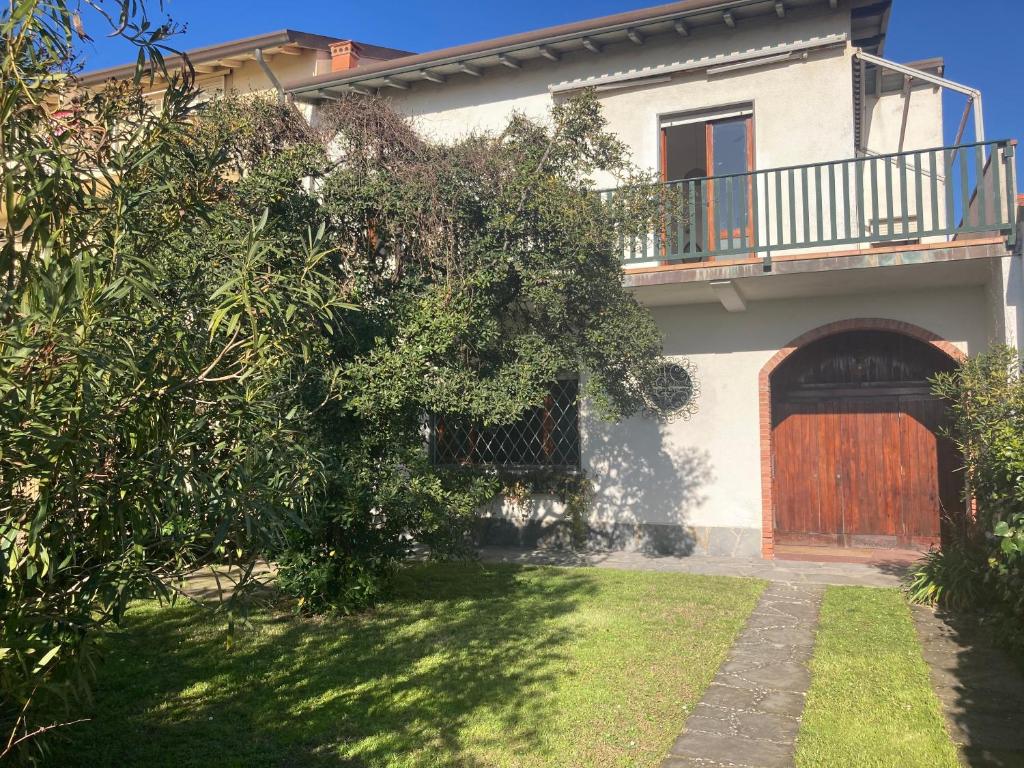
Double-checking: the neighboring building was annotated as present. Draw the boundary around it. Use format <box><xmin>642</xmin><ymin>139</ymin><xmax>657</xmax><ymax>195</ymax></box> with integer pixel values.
<box><xmin>288</xmin><ymin>0</ymin><xmax>1020</xmax><ymax>561</ymax></box>
<box><xmin>76</xmin><ymin>29</ymin><xmax>412</xmax><ymax>102</ymax></box>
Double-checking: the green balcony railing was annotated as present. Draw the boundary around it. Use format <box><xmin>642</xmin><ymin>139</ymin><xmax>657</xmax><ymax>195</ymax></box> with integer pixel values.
<box><xmin>603</xmin><ymin>139</ymin><xmax>1017</xmax><ymax>267</ymax></box>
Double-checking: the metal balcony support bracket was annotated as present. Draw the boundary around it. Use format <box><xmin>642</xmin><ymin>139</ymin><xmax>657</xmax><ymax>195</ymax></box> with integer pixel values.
<box><xmin>897</xmin><ymin>75</ymin><xmax>912</xmax><ymax>152</ymax></box>
<box><xmin>854</xmin><ymin>50</ymin><xmax>985</xmax><ymax>143</ymax></box>
<box><xmin>254</xmin><ymin>48</ymin><xmax>285</xmax><ymax>105</ymax></box>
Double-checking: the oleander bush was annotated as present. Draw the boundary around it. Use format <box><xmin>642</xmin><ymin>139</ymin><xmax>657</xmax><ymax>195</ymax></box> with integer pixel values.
<box><xmin>0</xmin><ymin>3</ymin><xmax>352</xmax><ymax>761</ymax></box>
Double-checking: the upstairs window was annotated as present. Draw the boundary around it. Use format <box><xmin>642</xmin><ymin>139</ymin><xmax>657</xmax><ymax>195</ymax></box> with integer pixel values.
<box><xmin>660</xmin><ymin>107</ymin><xmax>754</xmax><ymax>258</ymax></box>
<box><xmin>430</xmin><ymin>380</ymin><xmax>580</xmax><ymax>471</ymax></box>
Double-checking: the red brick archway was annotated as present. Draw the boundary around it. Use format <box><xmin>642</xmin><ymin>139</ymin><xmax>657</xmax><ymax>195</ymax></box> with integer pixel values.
<box><xmin>757</xmin><ymin>318</ymin><xmax>966</xmax><ymax>559</ymax></box>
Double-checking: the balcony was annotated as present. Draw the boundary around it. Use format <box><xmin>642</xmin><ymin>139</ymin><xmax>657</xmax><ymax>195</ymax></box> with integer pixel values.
<box><xmin>606</xmin><ymin>139</ymin><xmax>1018</xmax><ymax>270</ymax></box>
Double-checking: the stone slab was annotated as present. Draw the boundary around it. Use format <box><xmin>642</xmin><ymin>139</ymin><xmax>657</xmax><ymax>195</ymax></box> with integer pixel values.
<box><xmin>661</xmin><ymin>583</ymin><xmax>823</xmax><ymax>768</ymax></box>
<box><xmin>478</xmin><ymin>546</ymin><xmax>904</xmax><ymax>587</ymax></box>
<box><xmin>476</xmin><ymin>519</ymin><xmax>762</xmax><ymax>558</ymax></box>
<box><xmin>912</xmin><ymin>605</ymin><xmax>1024</xmax><ymax>765</ymax></box>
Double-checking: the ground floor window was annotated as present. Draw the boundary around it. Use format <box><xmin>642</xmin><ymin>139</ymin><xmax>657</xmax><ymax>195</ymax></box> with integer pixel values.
<box><xmin>430</xmin><ymin>379</ymin><xmax>580</xmax><ymax>471</ymax></box>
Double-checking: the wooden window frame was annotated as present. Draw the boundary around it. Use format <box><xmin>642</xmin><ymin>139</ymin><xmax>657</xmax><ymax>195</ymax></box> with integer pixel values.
<box><xmin>658</xmin><ymin>110</ymin><xmax>756</xmax><ymax>263</ymax></box>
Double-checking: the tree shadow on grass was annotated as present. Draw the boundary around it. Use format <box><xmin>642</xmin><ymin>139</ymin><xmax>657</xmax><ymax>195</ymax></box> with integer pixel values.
<box><xmin>44</xmin><ymin>563</ymin><xmax>600</xmax><ymax>768</ymax></box>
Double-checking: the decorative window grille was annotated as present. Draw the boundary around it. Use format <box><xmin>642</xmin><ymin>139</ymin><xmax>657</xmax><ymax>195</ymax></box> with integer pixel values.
<box><xmin>430</xmin><ymin>380</ymin><xmax>581</xmax><ymax>471</ymax></box>
<box><xmin>645</xmin><ymin>359</ymin><xmax>700</xmax><ymax>422</ymax></box>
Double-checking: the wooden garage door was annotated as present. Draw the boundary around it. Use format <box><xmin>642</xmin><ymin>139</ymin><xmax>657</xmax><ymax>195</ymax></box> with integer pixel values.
<box><xmin>771</xmin><ymin>331</ymin><xmax>962</xmax><ymax>549</ymax></box>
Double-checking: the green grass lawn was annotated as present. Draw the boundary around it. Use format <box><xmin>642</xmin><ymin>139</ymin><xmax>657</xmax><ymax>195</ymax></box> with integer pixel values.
<box><xmin>795</xmin><ymin>586</ymin><xmax>960</xmax><ymax>768</ymax></box>
<box><xmin>43</xmin><ymin>562</ymin><xmax>765</xmax><ymax>768</ymax></box>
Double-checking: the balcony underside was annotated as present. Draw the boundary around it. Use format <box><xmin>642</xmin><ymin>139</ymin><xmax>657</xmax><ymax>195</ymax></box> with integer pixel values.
<box><xmin>624</xmin><ymin>236</ymin><xmax>1009</xmax><ymax>307</ymax></box>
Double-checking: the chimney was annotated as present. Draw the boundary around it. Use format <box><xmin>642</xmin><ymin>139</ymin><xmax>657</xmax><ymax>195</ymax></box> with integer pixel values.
<box><xmin>330</xmin><ymin>40</ymin><xmax>361</xmax><ymax>72</ymax></box>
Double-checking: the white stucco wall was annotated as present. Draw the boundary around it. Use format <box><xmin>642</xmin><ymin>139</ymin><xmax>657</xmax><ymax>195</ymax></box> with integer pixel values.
<box><xmin>864</xmin><ymin>83</ymin><xmax>944</xmax><ymax>157</ymax></box>
<box><xmin>581</xmin><ymin>286</ymin><xmax>989</xmax><ymax>534</ymax></box>
<box><xmin>857</xmin><ymin>83</ymin><xmax>946</xmax><ymax>239</ymax></box>
<box><xmin>225</xmin><ymin>53</ymin><xmax>325</xmax><ymax>96</ymax></box>
<box><xmin>366</xmin><ymin>8</ymin><xmax>861</xmax><ymax>179</ymax></box>
<box><xmin>986</xmin><ymin>256</ymin><xmax>1024</xmax><ymax>349</ymax></box>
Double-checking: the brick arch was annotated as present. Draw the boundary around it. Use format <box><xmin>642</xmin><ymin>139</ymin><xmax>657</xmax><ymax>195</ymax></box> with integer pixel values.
<box><xmin>757</xmin><ymin>318</ymin><xmax>966</xmax><ymax>559</ymax></box>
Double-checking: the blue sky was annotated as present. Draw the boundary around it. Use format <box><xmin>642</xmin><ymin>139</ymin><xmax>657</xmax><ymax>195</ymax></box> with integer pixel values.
<box><xmin>78</xmin><ymin>0</ymin><xmax>1021</xmax><ymax>147</ymax></box>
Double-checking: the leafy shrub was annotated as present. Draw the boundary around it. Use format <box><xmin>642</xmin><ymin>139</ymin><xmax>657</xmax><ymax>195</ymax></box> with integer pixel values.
<box><xmin>909</xmin><ymin>346</ymin><xmax>1024</xmax><ymax>644</ymax></box>
<box><xmin>275</xmin><ymin>547</ymin><xmax>393</xmax><ymax>614</ymax></box>
<box><xmin>265</xmin><ymin>93</ymin><xmax>669</xmax><ymax>608</ymax></box>
<box><xmin>907</xmin><ymin>542</ymin><xmax>987</xmax><ymax>611</ymax></box>
<box><xmin>2</xmin><ymin>4</ymin><xmax>671</xmax><ymax>759</ymax></box>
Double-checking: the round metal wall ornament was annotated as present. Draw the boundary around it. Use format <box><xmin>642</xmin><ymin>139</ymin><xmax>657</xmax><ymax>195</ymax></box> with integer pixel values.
<box><xmin>646</xmin><ymin>358</ymin><xmax>700</xmax><ymax>422</ymax></box>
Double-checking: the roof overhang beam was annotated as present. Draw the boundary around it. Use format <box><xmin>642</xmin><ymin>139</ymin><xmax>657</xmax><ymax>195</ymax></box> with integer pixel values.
<box><xmin>538</xmin><ymin>45</ymin><xmax>561</xmax><ymax>62</ymax></box>
<box><xmin>288</xmin><ymin>0</ymin><xmax>854</xmax><ymax>100</ymax></box>
<box><xmin>551</xmin><ymin>33</ymin><xmax>846</xmax><ymax>94</ymax></box>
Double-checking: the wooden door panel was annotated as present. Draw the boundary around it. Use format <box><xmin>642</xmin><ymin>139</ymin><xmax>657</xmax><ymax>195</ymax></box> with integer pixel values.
<box><xmin>774</xmin><ymin>393</ymin><xmax>957</xmax><ymax>548</ymax></box>
<box><xmin>772</xmin><ymin>401</ymin><xmax>811</xmax><ymax>535</ymax></box>
<box><xmin>773</xmin><ymin>400</ymin><xmax>842</xmax><ymax>539</ymax></box>
<box><xmin>817</xmin><ymin>402</ymin><xmax>844</xmax><ymax>538</ymax></box>
<box><xmin>771</xmin><ymin>330</ymin><xmax>962</xmax><ymax>550</ymax></box>
<box><xmin>839</xmin><ymin>399</ymin><xmax>901</xmax><ymax>538</ymax></box>
<box><xmin>898</xmin><ymin>396</ymin><xmax>947</xmax><ymax>543</ymax></box>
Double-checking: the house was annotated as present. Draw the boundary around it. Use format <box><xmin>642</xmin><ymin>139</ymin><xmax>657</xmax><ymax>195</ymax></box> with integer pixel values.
<box><xmin>79</xmin><ymin>1</ymin><xmax>1020</xmax><ymax>561</ymax></box>
<box><xmin>284</xmin><ymin>0</ymin><xmax>1020</xmax><ymax>561</ymax></box>
<box><xmin>76</xmin><ymin>29</ymin><xmax>412</xmax><ymax>101</ymax></box>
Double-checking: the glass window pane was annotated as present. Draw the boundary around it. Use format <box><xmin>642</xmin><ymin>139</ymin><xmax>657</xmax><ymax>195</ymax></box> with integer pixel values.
<box><xmin>712</xmin><ymin>119</ymin><xmax>750</xmax><ymax>237</ymax></box>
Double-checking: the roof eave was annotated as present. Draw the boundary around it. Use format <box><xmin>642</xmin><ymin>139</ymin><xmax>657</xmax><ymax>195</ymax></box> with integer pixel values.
<box><xmin>76</xmin><ymin>29</ymin><xmax>340</xmax><ymax>86</ymax></box>
<box><xmin>288</xmin><ymin>0</ymin><xmax>879</xmax><ymax>99</ymax></box>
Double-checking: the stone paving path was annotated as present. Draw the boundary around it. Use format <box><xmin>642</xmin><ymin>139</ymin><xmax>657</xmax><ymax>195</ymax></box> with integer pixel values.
<box><xmin>479</xmin><ymin>546</ymin><xmax>904</xmax><ymax>587</ymax></box>
<box><xmin>912</xmin><ymin>605</ymin><xmax>1024</xmax><ymax>768</ymax></box>
<box><xmin>175</xmin><ymin>561</ymin><xmax>276</xmax><ymax>601</ymax></box>
<box><xmin>662</xmin><ymin>583</ymin><xmax>824</xmax><ymax>768</ymax></box>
